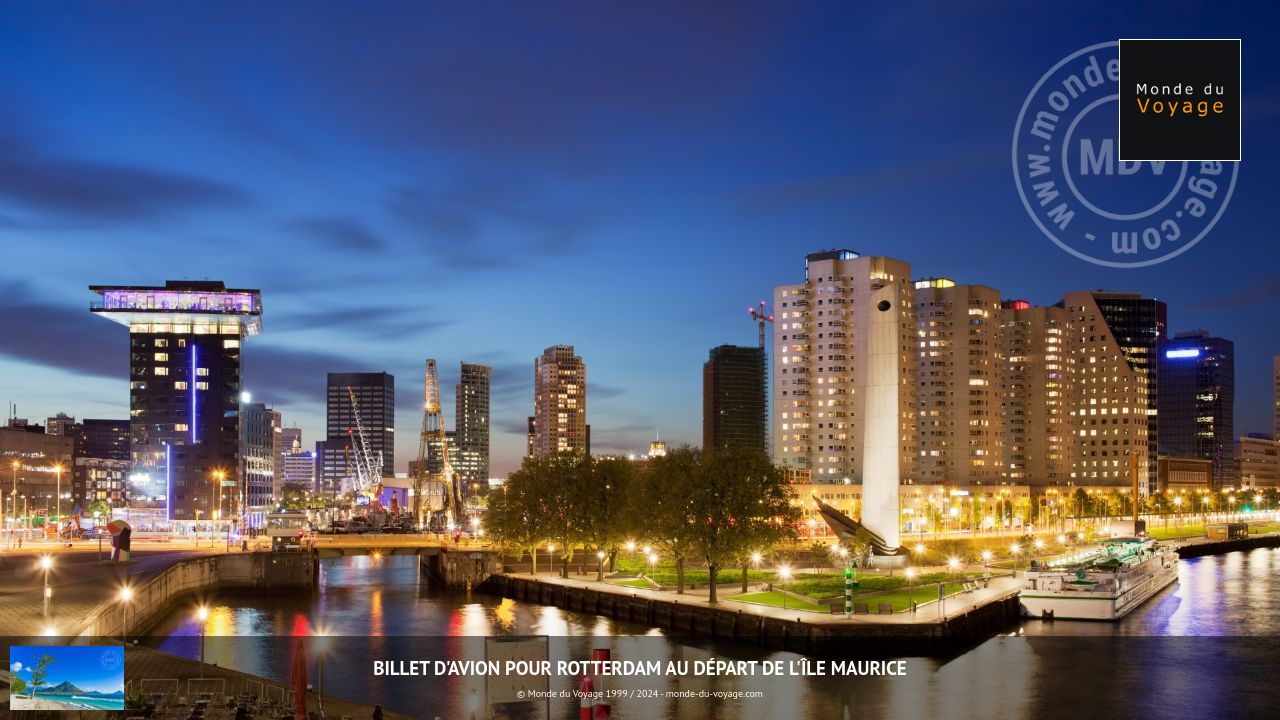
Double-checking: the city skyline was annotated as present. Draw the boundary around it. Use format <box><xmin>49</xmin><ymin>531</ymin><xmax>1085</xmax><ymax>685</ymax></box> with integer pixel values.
<box><xmin>2</xmin><ymin>4</ymin><xmax>1279</xmax><ymax>475</ymax></box>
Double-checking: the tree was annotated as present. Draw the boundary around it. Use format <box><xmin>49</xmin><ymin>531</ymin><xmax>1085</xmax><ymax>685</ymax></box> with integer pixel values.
<box><xmin>486</xmin><ymin>459</ymin><xmax>550</xmax><ymax>575</ymax></box>
<box><xmin>11</xmin><ymin>676</ymin><xmax>25</xmax><ymax>696</ymax></box>
<box><xmin>281</xmin><ymin>483</ymin><xmax>309</xmax><ymax>511</ymax></box>
<box><xmin>31</xmin><ymin>653</ymin><xmax>55</xmax><ymax>701</ymax></box>
<box><xmin>640</xmin><ymin>447</ymin><xmax>701</xmax><ymax>593</ymax></box>
<box><xmin>86</xmin><ymin>499</ymin><xmax>112</xmax><ymax>520</ymax></box>
<box><xmin>581</xmin><ymin>457</ymin><xmax>638</xmax><ymax>581</ymax></box>
<box><xmin>689</xmin><ymin>447</ymin><xmax>799</xmax><ymax>603</ymax></box>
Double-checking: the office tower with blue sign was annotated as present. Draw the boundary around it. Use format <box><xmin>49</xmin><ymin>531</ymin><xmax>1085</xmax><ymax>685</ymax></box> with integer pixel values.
<box><xmin>90</xmin><ymin>281</ymin><xmax>263</xmax><ymax>524</ymax></box>
<box><xmin>1158</xmin><ymin>331</ymin><xmax>1236</xmax><ymax>488</ymax></box>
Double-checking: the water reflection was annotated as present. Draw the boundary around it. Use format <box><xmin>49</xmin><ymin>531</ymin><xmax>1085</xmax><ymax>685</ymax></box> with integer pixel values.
<box><xmin>142</xmin><ymin>551</ymin><xmax>1280</xmax><ymax>719</ymax></box>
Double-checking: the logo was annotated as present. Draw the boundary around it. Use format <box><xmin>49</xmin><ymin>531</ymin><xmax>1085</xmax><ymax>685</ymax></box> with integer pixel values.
<box><xmin>100</xmin><ymin>646</ymin><xmax>123</xmax><ymax>671</ymax></box>
<box><xmin>1012</xmin><ymin>41</ymin><xmax>1238</xmax><ymax>268</ymax></box>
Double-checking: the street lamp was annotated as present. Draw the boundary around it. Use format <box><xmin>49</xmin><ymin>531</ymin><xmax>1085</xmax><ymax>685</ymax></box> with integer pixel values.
<box><xmin>196</xmin><ymin>605</ymin><xmax>209</xmax><ymax>677</ymax></box>
<box><xmin>777</xmin><ymin>565</ymin><xmax>792</xmax><ymax>610</ymax></box>
<box><xmin>39</xmin><ymin>554</ymin><xmax>53</xmax><ymax>626</ymax></box>
<box><xmin>53</xmin><ymin>463</ymin><xmax>64</xmax><ymax>532</ymax></box>
<box><xmin>9</xmin><ymin>459</ymin><xmax>17</xmax><ymax>542</ymax></box>
<box><xmin>314</xmin><ymin>627</ymin><xmax>330</xmax><ymax>719</ymax></box>
<box><xmin>946</xmin><ymin>556</ymin><xmax>959</xmax><ymax>581</ymax></box>
<box><xmin>1010</xmin><ymin>543</ymin><xmax>1022</xmax><ymax>572</ymax></box>
<box><xmin>119</xmin><ymin>586</ymin><xmax>134</xmax><ymax>644</ymax></box>
<box><xmin>981</xmin><ymin>550</ymin><xmax>992</xmax><ymax>579</ymax></box>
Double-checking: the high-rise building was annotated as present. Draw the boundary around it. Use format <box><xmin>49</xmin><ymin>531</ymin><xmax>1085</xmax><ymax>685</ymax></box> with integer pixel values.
<box><xmin>239</xmin><ymin>400</ymin><xmax>279</xmax><ymax>522</ymax></box>
<box><xmin>1157</xmin><ymin>331</ymin><xmax>1235</xmax><ymax>488</ymax></box>
<box><xmin>526</xmin><ymin>417</ymin><xmax>536</xmax><ymax>458</ymax></box>
<box><xmin>1060</xmin><ymin>291</ymin><xmax>1164</xmax><ymax>492</ymax></box>
<box><xmin>773</xmin><ymin>251</ymin><xmax>918</xmax><ymax>487</ymax></box>
<box><xmin>914</xmin><ymin>279</ymin><xmax>1004</xmax><ymax>484</ymax></box>
<box><xmin>74</xmin><ymin>419</ymin><xmax>131</xmax><ymax>461</ymax></box>
<box><xmin>533</xmin><ymin>346</ymin><xmax>587</xmax><ymax>456</ymax></box>
<box><xmin>1000</xmin><ymin>301</ymin><xmax>1076</xmax><ymax>486</ymax></box>
<box><xmin>90</xmin><ymin>280</ymin><xmax>262</xmax><ymax>522</ymax></box>
<box><xmin>322</xmin><ymin>372</ymin><xmax>394</xmax><ymax>492</ymax></box>
<box><xmin>455</xmin><ymin>362</ymin><xmax>491</xmax><ymax>495</ymax></box>
<box><xmin>702</xmin><ymin>345</ymin><xmax>767</xmax><ymax>451</ymax></box>
<box><xmin>46</xmin><ymin>413</ymin><xmax>75</xmax><ymax>436</ymax></box>
<box><xmin>276</xmin><ymin>426</ymin><xmax>302</xmax><ymax>501</ymax></box>
<box><xmin>1273</xmin><ymin>356</ymin><xmax>1280</xmax><ymax>439</ymax></box>
<box><xmin>72</xmin><ymin>457</ymin><xmax>128</xmax><ymax>511</ymax></box>
<box><xmin>1237</xmin><ymin>434</ymin><xmax>1279</xmax><ymax>489</ymax></box>
<box><xmin>281</xmin><ymin>449</ymin><xmax>316</xmax><ymax>490</ymax></box>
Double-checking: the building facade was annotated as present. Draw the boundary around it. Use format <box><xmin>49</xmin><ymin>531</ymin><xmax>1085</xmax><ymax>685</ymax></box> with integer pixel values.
<box><xmin>74</xmin><ymin>419</ymin><xmax>131</xmax><ymax>462</ymax></box>
<box><xmin>773</xmin><ymin>251</ymin><xmax>918</xmax><ymax>489</ymax></box>
<box><xmin>1061</xmin><ymin>291</ymin><xmax>1163</xmax><ymax>492</ymax></box>
<box><xmin>239</xmin><ymin>401</ymin><xmax>279</xmax><ymax>523</ymax></box>
<box><xmin>322</xmin><ymin>372</ymin><xmax>394</xmax><ymax>492</ymax></box>
<box><xmin>532</xmin><ymin>346</ymin><xmax>587</xmax><ymax>456</ymax></box>
<box><xmin>46</xmin><ymin>413</ymin><xmax>75</xmax><ymax>436</ymax></box>
<box><xmin>1</xmin><ymin>426</ymin><xmax>74</xmax><ymax>525</ymax></box>
<box><xmin>90</xmin><ymin>280</ymin><xmax>262</xmax><ymax>522</ymax></box>
<box><xmin>72</xmin><ymin>457</ymin><xmax>129</xmax><ymax>511</ymax></box>
<box><xmin>702</xmin><ymin>344</ymin><xmax>767</xmax><ymax>452</ymax></box>
<box><xmin>1001</xmin><ymin>301</ymin><xmax>1076</xmax><ymax>486</ymax></box>
<box><xmin>1157</xmin><ymin>331</ymin><xmax>1235</xmax><ymax>488</ymax></box>
<box><xmin>455</xmin><ymin>362</ymin><xmax>491</xmax><ymax>495</ymax></box>
<box><xmin>914</xmin><ymin>279</ymin><xmax>1004</xmax><ymax>485</ymax></box>
<box><xmin>1237</xmin><ymin>434</ymin><xmax>1280</xmax><ymax>489</ymax></box>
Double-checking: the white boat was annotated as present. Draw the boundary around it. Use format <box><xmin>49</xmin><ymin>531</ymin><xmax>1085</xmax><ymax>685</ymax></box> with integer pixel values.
<box><xmin>1019</xmin><ymin>537</ymin><xmax>1179</xmax><ymax>620</ymax></box>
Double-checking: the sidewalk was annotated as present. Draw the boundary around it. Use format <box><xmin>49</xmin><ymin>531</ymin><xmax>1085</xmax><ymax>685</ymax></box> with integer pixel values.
<box><xmin>0</xmin><ymin>543</ymin><xmax>226</xmax><ymax>637</ymax></box>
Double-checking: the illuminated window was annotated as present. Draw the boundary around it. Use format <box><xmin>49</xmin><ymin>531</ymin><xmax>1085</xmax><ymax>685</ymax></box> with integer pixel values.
<box><xmin>154</xmin><ymin>352</ymin><xmax>169</xmax><ymax>361</ymax></box>
<box><xmin>154</xmin><ymin>367</ymin><xmax>169</xmax><ymax>376</ymax></box>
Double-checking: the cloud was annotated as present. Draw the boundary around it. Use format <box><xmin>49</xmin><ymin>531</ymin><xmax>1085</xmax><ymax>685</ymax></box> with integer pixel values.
<box><xmin>243</xmin><ymin>343</ymin><xmax>373</xmax><ymax>407</ymax></box>
<box><xmin>1190</xmin><ymin>277</ymin><xmax>1280</xmax><ymax>311</ymax></box>
<box><xmin>387</xmin><ymin>178</ymin><xmax>598</xmax><ymax>268</ymax></box>
<box><xmin>289</xmin><ymin>216</ymin><xmax>385</xmax><ymax>252</ymax></box>
<box><xmin>587</xmin><ymin>382</ymin><xmax>626</xmax><ymax>400</ymax></box>
<box><xmin>10</xmin><ymin>661</ymin><xmax>21</xmax><ymax>672</ymax></box>
<box><xmin>270</xmin><ymin>305</ymin><xmax>448</xmax><ymax>340</ymax></box>
<box><xmin>0</xmin><ymin>281</ymin><xmax>128</xmax><ymax>380</ymax></box>
<box><xmin>0</xmin><ymin>133</ymin><xmax>250</xmax><ymax>220</ymax></box>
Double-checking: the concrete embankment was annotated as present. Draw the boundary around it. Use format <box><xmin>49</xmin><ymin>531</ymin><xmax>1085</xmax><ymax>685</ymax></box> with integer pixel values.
<box><xmin>1174</xmin><ymin>532</ymin><xmax>1280</xmax><ymax>558</ymax></box>
<box><xmin>481</xmin><ymin>574</ymin><xmax>1020</xmax><ymax>655</ymax></box>
<box><xmin>76</xmin><ymin>551</ymin><xmax>316</xmax><ymax>640</ymax></box>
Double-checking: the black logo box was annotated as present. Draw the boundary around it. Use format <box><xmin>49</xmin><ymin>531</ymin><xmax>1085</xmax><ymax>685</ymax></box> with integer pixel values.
<box><xmin>1119</xmin><ymin>38</ymin><xmax>1240</xmax><ymax>162</ymax></box>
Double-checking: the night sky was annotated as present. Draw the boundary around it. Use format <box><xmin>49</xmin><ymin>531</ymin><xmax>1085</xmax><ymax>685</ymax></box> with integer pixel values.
<box><xmin>1</xmin><ymin>2</ymin><xmax>1278</xmax><ymax>475</ymax></box>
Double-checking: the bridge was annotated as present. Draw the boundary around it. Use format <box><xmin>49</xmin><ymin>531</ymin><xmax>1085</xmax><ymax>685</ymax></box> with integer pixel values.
<box><xmin>304</xmin><ymin>534</ymin><xmax>502</xmax><ymax>587</ymax></box>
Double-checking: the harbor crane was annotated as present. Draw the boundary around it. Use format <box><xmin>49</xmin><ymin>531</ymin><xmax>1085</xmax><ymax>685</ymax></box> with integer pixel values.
<box><xmin>346</xmin><ymin>386</ymin><xmax>385</xmax><ymax>512</ymax></box>
<box><xmin>414</xmin><ymin>359</ymin><xmax>463</xmax><ymax>530</ymax></box>
<box><xmin>748</xmin><ymin>300</ymin><xmax>774</xmax><ymax>349</ymax></box>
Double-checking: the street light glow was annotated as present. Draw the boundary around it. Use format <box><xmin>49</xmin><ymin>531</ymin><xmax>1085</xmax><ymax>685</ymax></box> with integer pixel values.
<box><xmin>39</xmin><ymin>555</ymin><xmax>52</xmax><ymax>571</ymax></box>
<box><xmin>981</xmin><ymin>550</ymin><xmax>992</xmax><ymax>562</ymax></box>
<box><xmin>196</xmin><ymin>606</ymin><xmax>210</xmax><ymax>622</ymax></box>
<box><xmin>119</xmin><ymin>586</ymin><xmax>134</xmax><ymax>602</ymax></box>
<box><xmin>947</xmin><ymin>557</ymin><xmax>960</xmax><ymax>569</ymax></box>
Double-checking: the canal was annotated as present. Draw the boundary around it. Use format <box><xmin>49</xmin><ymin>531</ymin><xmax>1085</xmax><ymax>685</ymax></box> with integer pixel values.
<box><xmin>142</xmin><ymin>549</ymin><xmax>1280</xmax><ymax>719</ymax></box>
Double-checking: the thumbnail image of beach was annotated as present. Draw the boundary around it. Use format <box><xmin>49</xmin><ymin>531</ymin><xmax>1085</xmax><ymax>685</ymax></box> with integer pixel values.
<box><xmin>9</xmin><ymin>645</ymin><xmax>125</xmax><ymax>711</ymax></box>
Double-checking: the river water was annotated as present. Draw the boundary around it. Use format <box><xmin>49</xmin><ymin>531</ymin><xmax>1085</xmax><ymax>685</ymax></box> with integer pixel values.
<box><xmin>143</xmin><ymin>549</ymin><xmax>1280</xmax><ymax>719</ymax></box>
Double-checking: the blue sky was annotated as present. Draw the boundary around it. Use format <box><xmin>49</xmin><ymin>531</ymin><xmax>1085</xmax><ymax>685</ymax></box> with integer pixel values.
<box><xmin>9</xmin><ymin>645</ymin><xmax>123</xmax><ymax>693</ymax></box>
<box><xmin>1</xmin><ymin>2</ymin><xmax>1278</xmax><ymax>475</ymax></box>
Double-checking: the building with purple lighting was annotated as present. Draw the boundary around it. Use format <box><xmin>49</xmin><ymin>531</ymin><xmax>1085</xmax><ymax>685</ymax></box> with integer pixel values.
<box><xmin>90</xmin><ymin>280</ymin><xmax>262</xmax><ymax>524</ymax></box>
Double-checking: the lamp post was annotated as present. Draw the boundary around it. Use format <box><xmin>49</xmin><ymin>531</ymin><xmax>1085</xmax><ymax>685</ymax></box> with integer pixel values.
<box><xmin>196</xmin><ymin>606</ymin><xmax>209</xmax><ymax>677</ymax></box>
<box><xmin>212</xmin><ymin>470</ymin><xmax>226</xmax><ymax>544</ymax></box>
<box><xmin>981</xmin><ymin>550</ymin><xmax>992</xmax><ymax>580</ymax></box>
<box><xmin>54</xmin><ymin>463</ymin><xmax>63</xmax><ymax>534</ymax></box>
<box><xmin>9</xmin><ymin>459</ymin><xmax>17</xmax><ymax>543</ymax></box>
<box><xmin>119</xmin><ymin>586</ymin><xmax>133</xmax><ymax>644</ymax></box>
<box><xmin>778</xmin><ymin>565</ymin><xmax>792</xmax><ymax>610</ymax></box>
<box><xmin>1010</xmin><ymin>543</ymin><xmax>1022</xmax><ymax>573</ymax></box>
<box><xmin>40</xmin><ymin>554</ymin><xmax>53</xmax><ymax>627</ymax></box>
<box><xmin>315</xmin><ymin>629</ymin><xmax>329</xmax><ymax>719</ymax></box>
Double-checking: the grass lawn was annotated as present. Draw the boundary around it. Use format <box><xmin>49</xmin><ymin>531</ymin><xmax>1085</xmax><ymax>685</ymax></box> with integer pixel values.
<box><xmin>726</xmin><ymin>591</ymin><xmax>829</xmax><ymax>613</ymax></box>
<box><xmin>781</xmin><ymin>571</ymin><xmax>981</xmax><ymax>600</ymax></box>
<box><xmin>609</xmin><ymin>578</ymin><xmax>654</xmax><ymax>589</ymax></box>
<box><xmin>868</xmin><ymin>583</ymin><xmax>967</xmax><ymax>612</ymax></box>
<box><xmin>612</xmin><ymin>558</ymin><xmax>776</xmax><ymax>587</ymax></box>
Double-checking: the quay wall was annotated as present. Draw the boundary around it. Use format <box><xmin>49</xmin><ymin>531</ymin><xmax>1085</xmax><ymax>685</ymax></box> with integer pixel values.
<box><xmin>75</xmin><ymin>552</ymin><xmax>316</xmax><ymax>640</ymax></box>
<box><xmin>480</xmin><ymin>574</ymin><xmax>1020</xmax><ymax>655</ymax></box>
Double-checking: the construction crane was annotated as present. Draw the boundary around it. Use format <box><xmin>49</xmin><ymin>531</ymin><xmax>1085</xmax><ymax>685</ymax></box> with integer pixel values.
<box><xmin>346</xmin><ymin>386</ymin><xmax>384</xmax><ymax>507</ymax></box>
<box><xmin>414</xmin><ymin>359</ymin><xmax>462</xmax><ymax>530</ymax></box>
<box><xmin>748</xmin><ymin>300</ymin><xmax>774</xmax><ymax>349</ymax></box>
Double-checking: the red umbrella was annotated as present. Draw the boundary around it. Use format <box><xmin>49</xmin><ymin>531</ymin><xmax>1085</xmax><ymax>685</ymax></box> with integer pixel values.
<box><xmin>291</xmin><ymin>639</ymin><xmax>308</xmax><ymax>720</ymax></box>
